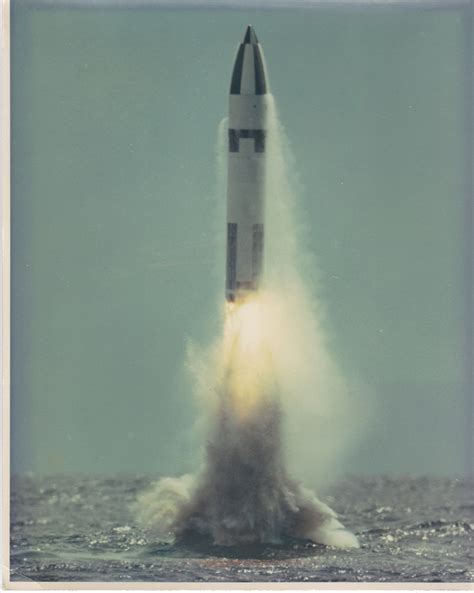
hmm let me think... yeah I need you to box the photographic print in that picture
[6,0,473,586]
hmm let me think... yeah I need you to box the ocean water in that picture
[10,474,473,583]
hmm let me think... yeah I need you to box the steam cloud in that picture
[136,97,365,548]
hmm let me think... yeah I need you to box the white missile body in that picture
[226,26,269,302]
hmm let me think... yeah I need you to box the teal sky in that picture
[11,1,472,478]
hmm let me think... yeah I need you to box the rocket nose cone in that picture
[230,25,267,95]
[243,25,259,45]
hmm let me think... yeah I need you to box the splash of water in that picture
[136,96,364,548]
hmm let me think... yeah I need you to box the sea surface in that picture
[10,475,473,583]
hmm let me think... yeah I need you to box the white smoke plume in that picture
[136,96,367,548]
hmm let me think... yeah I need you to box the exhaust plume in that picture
[136,96,365,548]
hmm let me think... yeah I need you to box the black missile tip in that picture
[243,25,259,44]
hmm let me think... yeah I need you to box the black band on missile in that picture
[253,46,267,95]
[226,223,237,291]
[252,223,264,285]
[229,129,265,153]
[230,45,245,94]
[228,129,239,152]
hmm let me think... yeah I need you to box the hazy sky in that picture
[11,1,472,478]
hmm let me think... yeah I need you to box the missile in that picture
[226,25,268,303]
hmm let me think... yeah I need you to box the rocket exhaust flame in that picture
[136,26,363,549]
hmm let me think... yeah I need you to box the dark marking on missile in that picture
[229,129,266,153]
[226,223,238,292]
[253,46,267,95]
[252,223,264,284]
[230,45,245,94]
[229,129,239,152]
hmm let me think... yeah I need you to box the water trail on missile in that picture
[136,96,366,548]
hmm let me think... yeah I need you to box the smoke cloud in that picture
[136,96,367,548]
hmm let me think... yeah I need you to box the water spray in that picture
[137,25,360,550]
